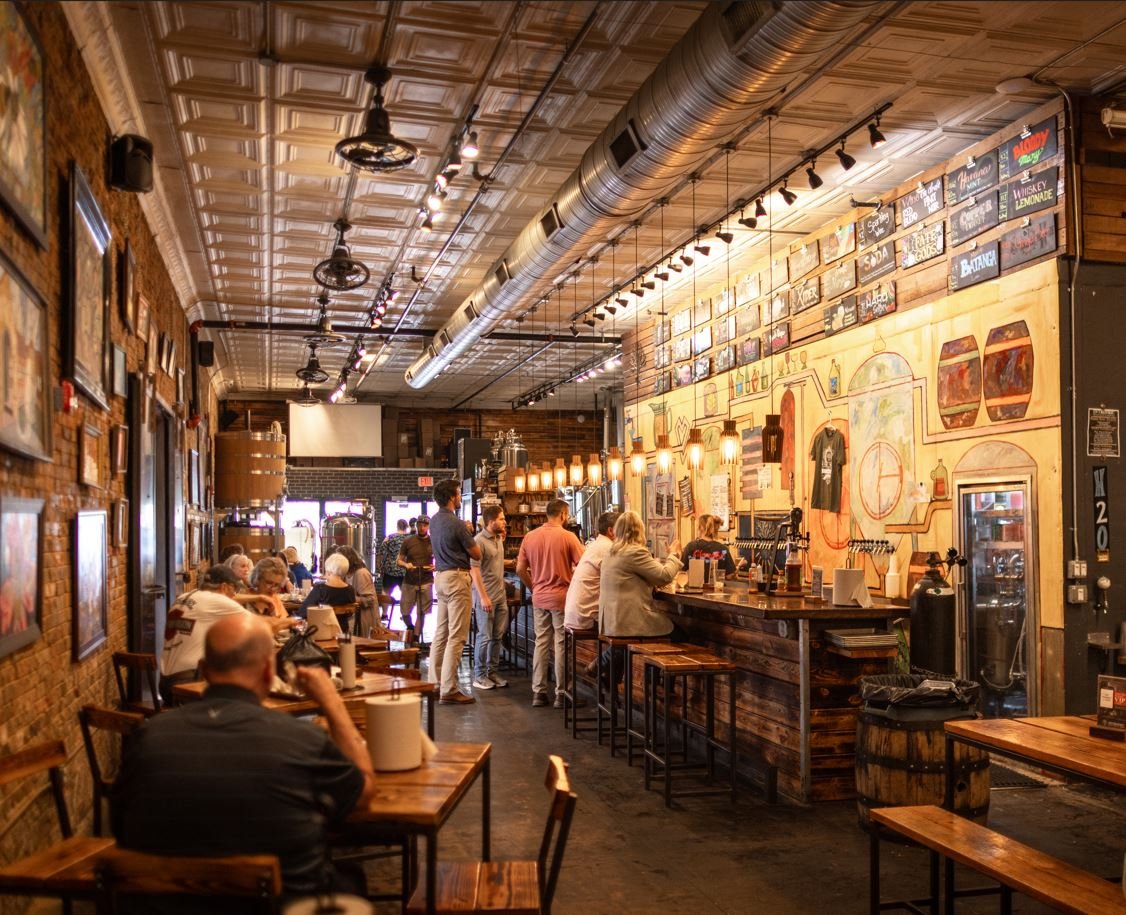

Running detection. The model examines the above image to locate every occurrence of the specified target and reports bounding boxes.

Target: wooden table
[343,741,492,915]
[173,673,438,737]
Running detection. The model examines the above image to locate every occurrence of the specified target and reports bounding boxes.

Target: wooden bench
[869,804,1126,914]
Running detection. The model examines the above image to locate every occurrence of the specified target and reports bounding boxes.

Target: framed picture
[0,247,51,461]
[189,448,200,504]
[188,520,201,568]
[112,498,129,548]
[67,163,111,409]
[112,345,127,398]
[119,240,136,333]
[146,326,158,377]
[111,424,129,475]
[137,294,150,340]
[0,496,44,660]
[73,509,108,661]
[0,3,47,248]
[80,424,102,488]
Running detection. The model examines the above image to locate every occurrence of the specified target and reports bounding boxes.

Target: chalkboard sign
[769,291,789,323]
[653,321,669,345]
[678,476,694,516]
[789,243,819,282]
[767,321,790,354]
[999,166,1057,221]
[949,192,999,246]
[899,221,945,269]
[858,204,895,248]
[768,255,789,290]
[949,241,1000,291]
[1000,212,1057,269]
[737,336,761,366]
[654,344,670,368]
[715,345,735,373]
[824,296,858,336]
[673,337,692,362]
[820,223,856,264]
[823,258,856,300]
[693,354,711,381]
[946,149,999,206]
[789,276,821,314]
[674,363,693,387]
[715,287,732,315]
[653,372,671,395]
[857,281,896,323]
[672,308,692,335]
[714,314,735,346]
[693,327,712,356]
[899,177,944,229]
[858,240,895,284]
[999,116,1057,179]
[736,301,761,337]
[737,272,761,303]
[1096,674,1126,732]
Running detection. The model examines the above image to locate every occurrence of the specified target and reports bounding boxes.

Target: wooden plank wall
[1078,95,1126,263]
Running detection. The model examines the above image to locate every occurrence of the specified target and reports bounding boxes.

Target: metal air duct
[406,0,879,388]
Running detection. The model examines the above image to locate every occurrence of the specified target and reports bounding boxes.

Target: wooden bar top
[656,579,903,620]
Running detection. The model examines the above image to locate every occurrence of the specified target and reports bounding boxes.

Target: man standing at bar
[470,504,511,692]
[397,516,434,641]
[428,479,482,704]
[517,498,584,708]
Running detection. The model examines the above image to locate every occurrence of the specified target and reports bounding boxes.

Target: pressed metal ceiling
[79,1,1126,409]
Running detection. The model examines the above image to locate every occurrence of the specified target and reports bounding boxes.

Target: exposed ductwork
[406,0,880,388]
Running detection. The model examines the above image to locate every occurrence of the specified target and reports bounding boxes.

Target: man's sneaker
[439,691,475,705]
[553,695,566,709]
[488,672,509,688]
[531,692,548,707]
[472,676,495,691]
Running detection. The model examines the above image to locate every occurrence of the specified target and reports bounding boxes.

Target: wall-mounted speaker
[198,341,215,367]
[109,134,154,193]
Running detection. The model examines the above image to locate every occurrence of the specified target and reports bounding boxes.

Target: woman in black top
[681,513,737,576]
[299,550,356,628]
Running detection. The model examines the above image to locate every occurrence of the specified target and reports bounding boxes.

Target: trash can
[855,674,990,834]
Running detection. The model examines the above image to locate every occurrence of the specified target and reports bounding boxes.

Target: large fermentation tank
[219,524,280,564]
[214,430,286,508]
[321,509,374,570]
[500,429,528,471]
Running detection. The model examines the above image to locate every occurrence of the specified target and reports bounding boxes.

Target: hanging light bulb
[836,140,856,171]
[655,434,672,474]
[629,438,647,475]
[762,414,784,463]
[686,428,704,469]
[607,446,623,482]
[513,467,526,494]
[540,461,553,491]
[805,161,823,189]
[720,419,740,465]
[587,453,602,487]
[779,182,797,206]
[868,117,887,148]
[554,457,568,489]
[461,130,479,159]
[569,454,584,487]
[426,185,446,211]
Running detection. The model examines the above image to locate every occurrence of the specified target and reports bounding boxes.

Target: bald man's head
[203,614,274,690]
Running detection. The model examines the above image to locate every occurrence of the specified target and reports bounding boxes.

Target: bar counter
[654,581,904,804]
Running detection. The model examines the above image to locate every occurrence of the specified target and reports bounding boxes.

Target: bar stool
[642,649,739,808]
[562,627,599,738]
[624,641,684,766]
[595,634,666,757]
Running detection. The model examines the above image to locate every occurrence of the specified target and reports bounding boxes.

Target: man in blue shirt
[428,478,482,703]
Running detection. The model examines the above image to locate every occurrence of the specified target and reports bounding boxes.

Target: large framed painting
[67,162,111,410]
[0,247,51,461]
[0,495,43,660]
[73,508,108,661]
[0,2,47,248]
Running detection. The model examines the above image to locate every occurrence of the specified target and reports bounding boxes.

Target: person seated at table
[224,552,253,593]
[299,552,357,628]
[218,543,244,563]
[680,513,737,578]
[336,545,380,636]
[285,545,314,590]
[598,511,684,685]
[234,556,293,619]
[564,511,619,633]
[160,565,297,706]
[114,614,377,907]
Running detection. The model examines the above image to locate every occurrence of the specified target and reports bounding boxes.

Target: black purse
[276,626,333,680]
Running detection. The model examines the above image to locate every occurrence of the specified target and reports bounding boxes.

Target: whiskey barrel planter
[855,675,990,835]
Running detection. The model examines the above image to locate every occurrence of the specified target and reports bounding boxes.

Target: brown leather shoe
[439,691,475,705]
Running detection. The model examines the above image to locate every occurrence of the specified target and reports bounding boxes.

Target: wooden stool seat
[562,628,599,739]
[624,643,688,765]
[595,634,670,756]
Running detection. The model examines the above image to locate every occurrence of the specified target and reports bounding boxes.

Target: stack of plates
[825,628,898,648]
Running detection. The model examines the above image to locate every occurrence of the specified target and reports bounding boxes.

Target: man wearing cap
[160,564,297,705]
[397,516,435,641]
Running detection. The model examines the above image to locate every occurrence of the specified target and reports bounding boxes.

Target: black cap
[416,515,430,525]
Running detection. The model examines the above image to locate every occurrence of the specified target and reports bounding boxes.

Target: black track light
[694,241,711,257]
[615,293,629,308]
[836,142,856,171]
[582,315,596,327]
[679,250,694,267]
[868,118,886,148]
[630,286,644,298]
[668,260,683,274]
[593,310,606,321]
[738,212,757,230]
[420,212,434,232]
[716,229,734,244]
[805,161,823,190]
[604,303,617,316]
[655,268,670,281]
[754,197,767,218]
[642,279,656,290]
[779,183,797,206]
[570,323,579,337]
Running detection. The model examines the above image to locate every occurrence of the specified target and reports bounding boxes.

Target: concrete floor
[369,648,1126,915]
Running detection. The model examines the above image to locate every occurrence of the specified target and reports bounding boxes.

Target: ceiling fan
[295,343,330,385]
[303,293,347,346]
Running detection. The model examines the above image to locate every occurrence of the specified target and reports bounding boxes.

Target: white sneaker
[472,676,495,691]
[487,672,508,687]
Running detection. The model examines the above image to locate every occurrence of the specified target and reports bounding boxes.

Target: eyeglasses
[259,579,285,592]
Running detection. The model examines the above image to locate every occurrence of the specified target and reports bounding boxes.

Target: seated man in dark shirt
[111,614,377,904]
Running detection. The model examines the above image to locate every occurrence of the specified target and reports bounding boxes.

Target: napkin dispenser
[687,558,705,589]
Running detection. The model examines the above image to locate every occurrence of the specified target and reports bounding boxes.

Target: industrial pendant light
[686,428,704,469]
[513,467,526,493]
[607,446,623,482]
[335,66,419,172]
[314,219,370,291]
[295,343,329,385]
[762,114,783,465]
[569,454,584,487]
[762,414,784,463]
[720,419,740,465]
[540,461,553,491]
[554,457,568,489]
[655,434,672,474]
[587,453,602,487]
[629,438,646,475]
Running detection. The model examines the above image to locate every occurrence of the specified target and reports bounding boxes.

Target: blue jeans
[474,601,509,679]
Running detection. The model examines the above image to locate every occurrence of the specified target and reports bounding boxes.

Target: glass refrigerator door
[960,485,1031,718]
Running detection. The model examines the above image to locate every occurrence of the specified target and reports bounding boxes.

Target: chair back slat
[96,849,282,910]
[111,652,162,716]
[0,740,73,839]
[537,755,578,915]
[79,705,146,836]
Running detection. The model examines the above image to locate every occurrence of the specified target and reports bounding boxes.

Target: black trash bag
[276,625,333,680]
[860,673,979,709]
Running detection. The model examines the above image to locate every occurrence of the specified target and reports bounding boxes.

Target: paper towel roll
[365,694,422,771]
[283,894,373,915]
[339,639,356,689]
[307,605,342,640]
[832,568,867,606]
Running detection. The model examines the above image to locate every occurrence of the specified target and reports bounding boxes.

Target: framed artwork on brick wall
[0,496,44,660]
[119,240,137,333]
[0,2,47,248]
[80,423,102,488]
[0,245,51,461]
[73,508,107,661]
[67,163,111,410]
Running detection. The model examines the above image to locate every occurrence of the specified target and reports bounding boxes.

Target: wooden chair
[406,755,577,915]
[94,848,281,913]
[360,647,422,680]
[0,741,115,910]
[111,652,162,717]
[78,705,146,837]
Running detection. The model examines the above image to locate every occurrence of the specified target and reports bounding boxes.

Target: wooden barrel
[219,526,280,564]
[983,320,1034,421]
[936,335,981,429]
[855,710,990,835]
[214,431,286,508]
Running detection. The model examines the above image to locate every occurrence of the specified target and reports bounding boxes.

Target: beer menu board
[946,149,999,206]
[857,281,896,323]
[949,241,1000,291]
[789,276,820,314]
[858,204,895,249]
[823,258,856,300]
[823,296,857,336]
[789,243,819,282]
[737,336,760,366]
[949,192,999,246]
[898,221,945,269]
[899,177,944,228]
[999,116,1057,179]
[858,240,895,284]
[1000,212,1056,270]
[767,322,790,354]
[735,302,761,337]
[999,166,1057,220]
[820,223,856,264]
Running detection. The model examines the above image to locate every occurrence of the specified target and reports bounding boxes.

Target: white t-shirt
[161,589,248,677]
[563,536,613,630]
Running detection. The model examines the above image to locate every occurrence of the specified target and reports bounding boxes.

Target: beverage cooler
[957,480,1037,718]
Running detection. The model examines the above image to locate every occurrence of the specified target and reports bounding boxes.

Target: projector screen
[288,404,383,458]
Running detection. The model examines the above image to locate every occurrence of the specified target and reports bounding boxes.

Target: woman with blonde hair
[681,513,736,576]
[224,552,253,594]
[237,556,292,619]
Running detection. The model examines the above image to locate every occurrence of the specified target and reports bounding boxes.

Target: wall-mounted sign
[418,476,433,488]
[769,291,788,323]
[714,314,735,346]
[999,166,1057,220]
[653,372,671,395]
[674,364,693,387]
[673,337,692,362]
[1096,675,1126,731]
[946,149,999,206]
[899,221,945,269]
[1087,408,1120,459]
[693,326,712,356]
[949,192,999,246]
[857,281,896,323]
[1000,212,1057,269]
[949,241,1000,291]
[858,204,895,249]
[736,301,761,337]
[737,336,761,366]
[899,177,944,229]
[820,223,856,264]
[767,321,790,354]
[1093,466,1111,563]
[823,296,858,336]
[653,321,669,345]
[737,272,761,302]
[693,354,711,381]
[672,308,692,335]
[678,476,694,516]
[768,255,789,290]
[999,116,1058,179]
[823,258,856,300]
[789,276,821,314]
[858,239,895,284]
[715,345,735,373]
[789,243,819,282]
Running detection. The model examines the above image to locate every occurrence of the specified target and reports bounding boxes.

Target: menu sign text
[949,241,1000,291]
[899,221,945,269]
[823,258,856,300]
[899,177,944,229]
[1000,213,1056,269]
[857,281,896,323]
[858,240,895,284]
[999,116,1057,178]
[858,204,895,248]
[1000,166,1057,221]
[949,193,999,246]
[946,149,999,205]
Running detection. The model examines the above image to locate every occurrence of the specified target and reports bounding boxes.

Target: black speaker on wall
[109,134,154,193]
[198,341,215,367]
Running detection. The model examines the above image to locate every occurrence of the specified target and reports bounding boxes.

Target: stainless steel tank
[321,509,373,570]
[500,429,528,470]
